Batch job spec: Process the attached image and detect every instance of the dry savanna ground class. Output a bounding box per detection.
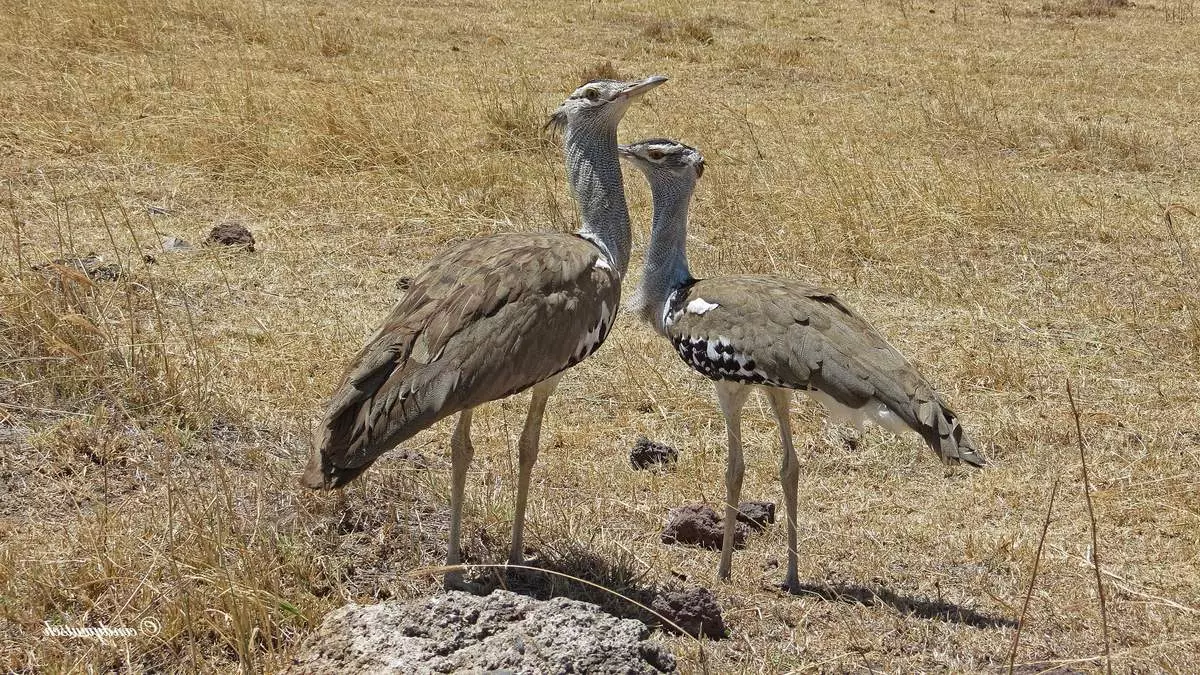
[2,0,1199,672]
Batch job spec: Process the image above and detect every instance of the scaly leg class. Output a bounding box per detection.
[715,380,752,581]
[767,387,801,593]
[445,408,475,590]
[509,373,563,566]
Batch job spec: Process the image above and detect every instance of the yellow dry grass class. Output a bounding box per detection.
[2,0,1198,671]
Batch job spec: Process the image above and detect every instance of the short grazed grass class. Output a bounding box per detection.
[2,0,1198,671]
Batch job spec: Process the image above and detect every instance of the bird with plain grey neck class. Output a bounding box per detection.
[619,138,985,593]
[301,76,667,590]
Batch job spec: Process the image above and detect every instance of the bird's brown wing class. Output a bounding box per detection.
[304,232,620,487]
[664,276,984,466]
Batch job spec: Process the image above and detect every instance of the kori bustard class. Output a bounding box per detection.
[619,139,985,593]
[301,76,667,588]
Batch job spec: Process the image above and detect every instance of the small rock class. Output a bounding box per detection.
[85,262,122,282]
[651,586,727,640]
[205,221,255,251]
[1010,665,1089,675]
[630,436,679,470]
[396,449,428,469]
[145,204,171,215]
[661,503,748,551]
[288,590,676,673]
[736,501,776,531]
[396,276,414,291]
[161,235,192,253]
[33,253,122,282]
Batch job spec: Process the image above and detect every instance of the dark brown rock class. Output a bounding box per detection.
[736,501,776,531]
[205,221,255,251]
[651,586,727,640]
[661,503,748,550]
[630,436,678,470]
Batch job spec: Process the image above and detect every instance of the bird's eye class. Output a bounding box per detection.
[584,88,599,100]
[648,150,664,160]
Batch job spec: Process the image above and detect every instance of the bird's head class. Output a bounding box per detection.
[546,75,668,134]
[618,138,706,185]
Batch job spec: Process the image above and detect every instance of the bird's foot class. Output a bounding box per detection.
[780,577,802,595]
[443,572,487,595]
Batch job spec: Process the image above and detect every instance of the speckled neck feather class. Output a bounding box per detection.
[564,124,632,276]
[633,176,695,334]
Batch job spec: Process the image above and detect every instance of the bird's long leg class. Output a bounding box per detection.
[766,387,801,593]
[509,373,563,566]
[445,408,475,590]
[715,380,752,581]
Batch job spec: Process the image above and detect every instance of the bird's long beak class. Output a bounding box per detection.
[617,145,634,158]
[617,75,668,100]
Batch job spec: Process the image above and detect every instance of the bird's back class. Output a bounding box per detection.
[663,275,984,467]
[303,232,621,488]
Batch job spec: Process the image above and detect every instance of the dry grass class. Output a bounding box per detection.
[2,0,1199,671]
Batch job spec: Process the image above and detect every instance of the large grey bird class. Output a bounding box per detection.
[301,76,667,588]
[619,138,985,593]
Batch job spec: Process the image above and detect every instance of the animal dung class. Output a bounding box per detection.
[651,586,727,640]
[735,501,776,531]
[205,221,256,251]
[661,503,748,550]
[630,435,679,470]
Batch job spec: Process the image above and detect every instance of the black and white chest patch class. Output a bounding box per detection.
[670,334,785,387]
[663,286,785,386]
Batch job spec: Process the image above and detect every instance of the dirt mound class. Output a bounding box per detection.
[288,589,676,674]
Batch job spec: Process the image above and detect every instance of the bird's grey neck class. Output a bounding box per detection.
[565,126,631,276]
[635,180,695,334]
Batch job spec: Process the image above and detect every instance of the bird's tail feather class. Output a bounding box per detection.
[300,363,460,490]
[914,398,986,468]
[300,431,371,489]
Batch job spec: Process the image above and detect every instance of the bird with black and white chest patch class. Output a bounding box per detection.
[619,138,986,594]
[300,76,667,590]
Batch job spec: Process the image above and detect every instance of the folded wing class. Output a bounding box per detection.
[304,232,620,487]
[664,276,984,467]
